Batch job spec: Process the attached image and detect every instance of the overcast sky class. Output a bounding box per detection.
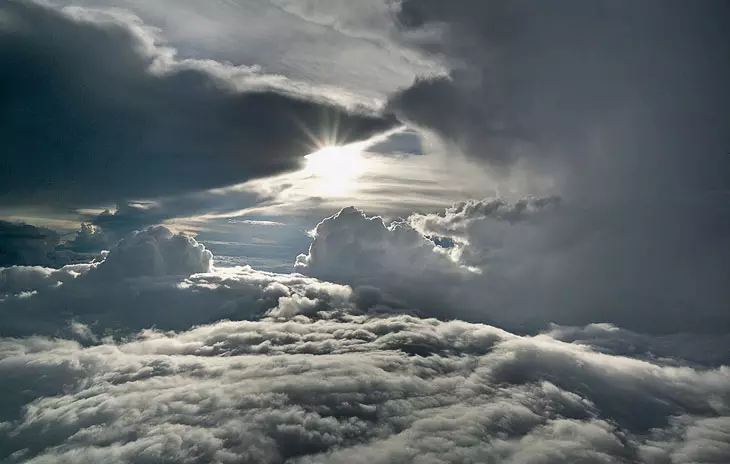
[1,1,730,462]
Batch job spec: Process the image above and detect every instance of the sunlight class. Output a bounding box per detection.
[304,144,366,196]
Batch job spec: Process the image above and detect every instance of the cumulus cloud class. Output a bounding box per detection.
[0,220,97,267]
[1,210,729,462]
[0,0,396,210]
[0,226,357,337]
[295,207,479,320]
[409,196,561,241]
[378,0,730,332]
[297,202,730,334]
[1,313,730,462]
[90,226,212,279]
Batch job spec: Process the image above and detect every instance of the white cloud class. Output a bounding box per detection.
[296,202,730,334]
[56,0,440,101]
[1,313,729,462]
[1,0,396,210]
[91,226,212,279]
[1,219,729,462]
[0,226,357,337]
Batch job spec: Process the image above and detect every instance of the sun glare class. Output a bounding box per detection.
[304,144,366,195]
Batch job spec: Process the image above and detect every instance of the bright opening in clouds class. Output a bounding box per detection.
[1,0,729,462]
[304,144,367,196]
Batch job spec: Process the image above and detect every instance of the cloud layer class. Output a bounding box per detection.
[1,221,729,462]
[2,2,729,461]
[0,1,396,209]
[2,311,730,463]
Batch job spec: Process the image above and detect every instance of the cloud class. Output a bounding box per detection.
[0,263,92,300]
[1,313,729,462]
[0,220,96,267]
[1,211,729,462]
[88,226,212,279]
[391,1,730,180]
[295,207,478,320]
[0,221,61,267]
[0,225,356,337]
[409,196,561,240]
[296,202,730,334]
[0,0,397,210]
[363,1,730,333]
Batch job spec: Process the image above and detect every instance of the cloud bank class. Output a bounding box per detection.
[2,309,730,462]
[297,202,730,334]
[354,0,730,334]
[1,221,729,462]
[0,0,396,209]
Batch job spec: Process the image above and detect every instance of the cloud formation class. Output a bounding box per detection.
[1,217,729,463]
[360,1,730,333]
[0,226,355,337]
[2,312,730,463]
[0,221,61,267]
[297,202,730,334]
[1,2,729,461]
[0,1,396,209]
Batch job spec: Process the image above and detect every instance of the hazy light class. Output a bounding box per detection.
[304,144,366,196]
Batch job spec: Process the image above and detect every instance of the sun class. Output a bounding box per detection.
[303,144,366,195]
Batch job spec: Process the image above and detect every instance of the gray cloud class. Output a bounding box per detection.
[391,0,730,181]
[295,206,477,320]
[0,221,61,267]
[373,1,730,333]
[1,312,730,462]
[297,202,730,334]
[0,225,355,337]
[0,1,396,209]
[1,213,729,462]
[0,220,96,267]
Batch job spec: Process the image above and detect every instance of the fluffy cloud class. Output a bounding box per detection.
[295,207,478,320]
[1,214,729,462]
[0,0,396,210]
[0,226,357,337]
[0,220,97,267]
[297,203,730,334]
[90,226,212,279]
[1,313,730,463]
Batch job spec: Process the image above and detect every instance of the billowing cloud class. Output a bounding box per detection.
[0,220,95,267]
[365,0,730,334]
[0,0,397,209]
[1,311,730,462]
[295,207,478,320]
[0,226,355,337]
[1,3,729,460]
[1,214,729,462]
[297,203,730,334]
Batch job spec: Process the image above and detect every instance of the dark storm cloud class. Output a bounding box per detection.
[0,221,60,267]
[0,221,89,267]
[391,0,730,182]
[367,0,730,332]
[0,1,397,209]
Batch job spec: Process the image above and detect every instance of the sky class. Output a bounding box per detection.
[1,0,730,462]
